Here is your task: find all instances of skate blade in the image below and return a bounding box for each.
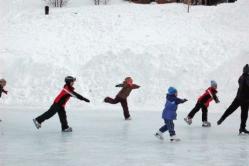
[238,132,249,136]
[170,138,181,142]
[154,134,164,140]
[184,118,191,125]
[33,119,40,129]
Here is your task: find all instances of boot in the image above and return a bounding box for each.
[62,127,73,132]
[239,128,249,135]
[184,117,192,125]
[33,119,41,129]
[154,131,164,140]
[202,121,211,127]
[170,135,180,142]
[217,118,224,125]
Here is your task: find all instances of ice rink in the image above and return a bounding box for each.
[0,108,248,166]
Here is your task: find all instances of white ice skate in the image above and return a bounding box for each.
[184,117,192,125]
[62,127,73,132]
[170,135,180,142]
[125,117,132,120]
[154,132,164,140]
[202,121,211,127]
[33,119,41,129]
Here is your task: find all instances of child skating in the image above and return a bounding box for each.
[154,87,187,142]
[104,77,140,120]
[184,80,220,127]
[33,76,90,132]
[0,79,8,122]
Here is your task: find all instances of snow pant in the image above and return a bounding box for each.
[159,119,175,136]
[188,102,208,122]
[104,96,130,119]
[218,98,249,130]
[36,103,69,130]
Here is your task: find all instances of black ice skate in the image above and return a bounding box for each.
[239,128,249,135]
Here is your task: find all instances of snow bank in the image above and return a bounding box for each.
[0,0,249,110]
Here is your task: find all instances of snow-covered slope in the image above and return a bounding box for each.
[0,0,249,110]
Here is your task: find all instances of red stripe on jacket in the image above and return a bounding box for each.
[54,85,75,107]
[198,87,217,108]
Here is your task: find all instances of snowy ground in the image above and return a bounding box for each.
[1,0,249,110]
[1,108,249,166]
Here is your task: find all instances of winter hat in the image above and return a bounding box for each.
[168,87,177,95]
[0,79,6,86]
[65,76,76,85]
[243,64,249,74]
[124,77,133,85]
[211,80,217,89]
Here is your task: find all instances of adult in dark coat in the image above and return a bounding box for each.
[217,64,249,134]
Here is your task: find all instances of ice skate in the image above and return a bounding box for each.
[184,117,192,125]
[154,132,164,140]
[239,128,249,135]
[33,119,41,129]
[202,121,211,127]
[217,119,223,125]
[62,127,73,132]
[170,135,180,142]
[125,117,132,120]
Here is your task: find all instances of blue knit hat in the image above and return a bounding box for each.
[168,87,177,95]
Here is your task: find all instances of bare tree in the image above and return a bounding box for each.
[43,0,70,7]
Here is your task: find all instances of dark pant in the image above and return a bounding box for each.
[188,102,208,122]
[159,119,175,136]
[104,96,130,119]
[36,103,69,130]
[218,98,249,130]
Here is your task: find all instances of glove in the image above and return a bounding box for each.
[3,90,8,95]
[84,98,90,103]
[216,99,220,103]
[183,99,188,102]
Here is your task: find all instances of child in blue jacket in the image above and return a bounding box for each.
[155,87,187,141]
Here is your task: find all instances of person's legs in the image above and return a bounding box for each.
[120,99,130,119]
[188,102,202,119]
[217,98,240,125]
[201,105,208,122]
[36,104,59,124]
[58,107,69,130]
[165,120,175,136]
[104,97,120,104]
[240,103,249,131]
[159,120,168,133]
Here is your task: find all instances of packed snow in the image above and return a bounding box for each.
[1,0,249,110]
[1,0,249,166]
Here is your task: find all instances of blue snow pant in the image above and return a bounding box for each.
[159,119,176,136]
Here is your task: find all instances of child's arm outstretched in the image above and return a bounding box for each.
[71,91,90,102]
[115,84,124,87]
[175,98,188,105]
[132,84,140,89]
[213,94,220,103]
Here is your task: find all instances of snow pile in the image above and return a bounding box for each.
[0,0,249,110]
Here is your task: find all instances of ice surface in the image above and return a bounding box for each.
[0,108,249,166]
